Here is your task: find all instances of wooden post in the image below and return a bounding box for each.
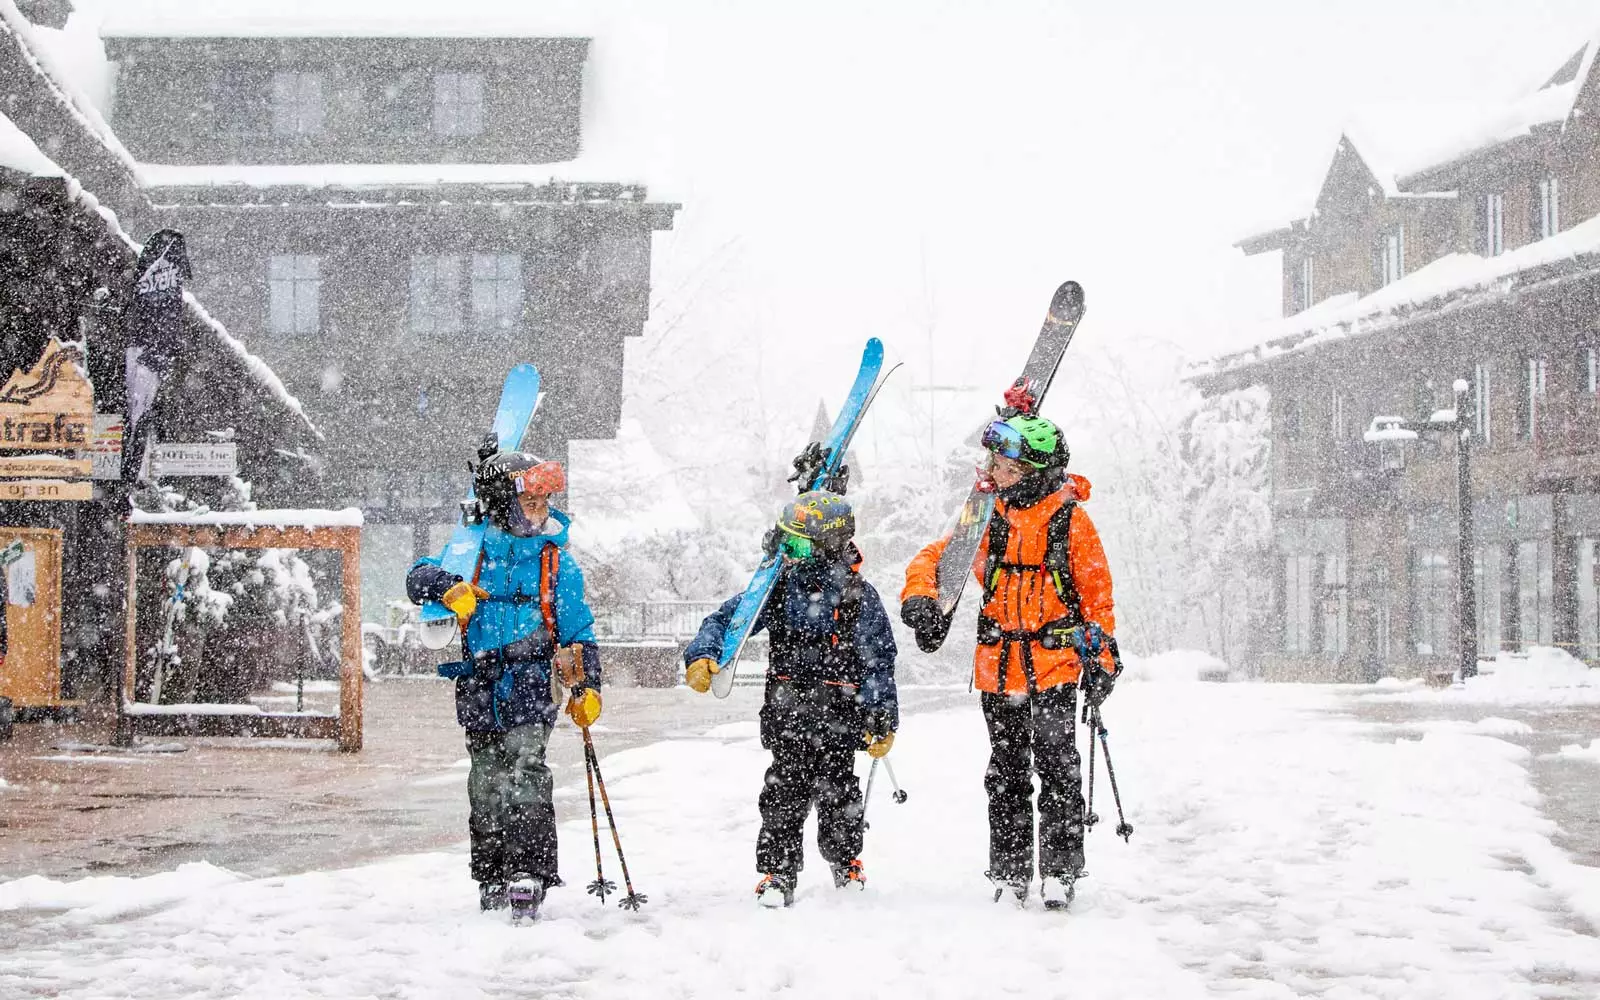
[338,527,363,752]
[114,527,139,747]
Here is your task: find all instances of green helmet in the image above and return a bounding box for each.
[981,414,1067,469]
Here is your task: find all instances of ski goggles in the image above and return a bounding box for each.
[513,461,566,498]
[980,420,1028,460]
[777,527,817,561]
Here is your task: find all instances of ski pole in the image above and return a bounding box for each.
[862,757,879,830]
[582,740,616,904]
[1082,694,1100,830]
[882,759,908,804]
[1091,706,1133,842]
[583,726,648,910]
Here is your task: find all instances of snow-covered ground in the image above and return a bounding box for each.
[1369,646,1600,707]
[4,679,1600,999]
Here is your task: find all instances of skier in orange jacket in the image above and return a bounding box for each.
[900,413,1116,910]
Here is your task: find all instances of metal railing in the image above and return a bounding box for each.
[591,601,725,641]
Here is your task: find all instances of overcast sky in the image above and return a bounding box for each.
[598,0,1600,456]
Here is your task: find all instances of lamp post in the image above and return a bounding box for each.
[1362,377,1478,681]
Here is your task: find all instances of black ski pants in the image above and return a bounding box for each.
[465,723,557,887]
[981,684,1086,882]
[756,680,865,877]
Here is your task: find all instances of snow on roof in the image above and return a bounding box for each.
[100,0,605,38]
[1198,211,1600,380]
[1396,77,1581,184]
[0,0,141,182]
[0,110,62,176]
[140,162,649,192]
[130,508,365,527]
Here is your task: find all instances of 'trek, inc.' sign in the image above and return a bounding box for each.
[0,340,93,452]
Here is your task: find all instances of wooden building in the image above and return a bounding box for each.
[98,15,681,614]
[0,2,319,711]
[1194,34,1600,682]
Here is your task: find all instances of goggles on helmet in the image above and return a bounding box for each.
[980,420,1027,460]
[777,527,816,561]
[513,460,566,498]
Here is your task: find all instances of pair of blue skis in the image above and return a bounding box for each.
[418,364,543,651]
[710,339,895,697]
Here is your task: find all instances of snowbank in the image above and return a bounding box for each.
[1119,648,1233,683]
[1552,739,1600,764]
[1367,646,1600,707]
[129,508,363,528]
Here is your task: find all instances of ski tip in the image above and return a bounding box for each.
[1050,281,1084,318]
[863,338,885,363]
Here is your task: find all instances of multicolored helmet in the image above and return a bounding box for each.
[475,451,564,535]
[981,414,1067,469]
[775,490,855,560]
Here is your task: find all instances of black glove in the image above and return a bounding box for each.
[1081,664,1115,709]
[900,595,952,653]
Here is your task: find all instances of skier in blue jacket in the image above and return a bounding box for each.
[406,451,600,918]
[684,490,899,907]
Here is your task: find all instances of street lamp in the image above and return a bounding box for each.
[1363,378,1477,680]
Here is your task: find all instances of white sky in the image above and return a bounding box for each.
[621,0,1600,442]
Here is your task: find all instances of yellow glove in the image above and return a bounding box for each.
[567,689,602,728]
[864,731,895,759]
[441,581,490,622]
[685,657,720,694]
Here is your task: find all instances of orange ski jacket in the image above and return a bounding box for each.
[902,473,1115,695]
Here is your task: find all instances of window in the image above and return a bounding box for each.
[433,72,485,137]
[1320,552,1348,655]
[272,72,325,137]
[1577,539,1600,660]
[471,253,523,331]
[1281,398,1302,440]
[1380,227,1405,286]
[1330,389,1345,441]
[268,255,321,336]
[409,255,464,336]
[1483,192,1505,256]
[1283,555,1316,654]
[1515,538,1554,647]
[1474,362,1492,444]
[1587,345,1598,395]
[1411,547,1453,656]
[1537,175,1561,239]
[1296,256,1315,311]
[1521,356,1547,441]
[1476,544,1508,657]
[214,69,270,134]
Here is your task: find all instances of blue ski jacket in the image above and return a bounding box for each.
[407,509,599,731]
[686,554,899,737]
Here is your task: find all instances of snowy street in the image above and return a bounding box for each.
[5,672,1600,999]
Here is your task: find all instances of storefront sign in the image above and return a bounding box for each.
[0,340,93,451]
[0,457,92,478]
[0,480,93,502]
[151,442,237,478]
[88,414,124,481]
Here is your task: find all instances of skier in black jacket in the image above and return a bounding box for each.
[683,490,899,907]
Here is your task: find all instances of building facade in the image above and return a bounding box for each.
[100,25,680,614]
[1195,37,1600,681]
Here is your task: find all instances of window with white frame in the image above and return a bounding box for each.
[1521,355,1547,441]
[1483,192,1505,256]
[1538,175,1561,239]
[1380,227,1405,286]
[1298,256,1315,311]
[268,254,321,336]
[1476,544,1507,657]
[1411,547,1453,656]
[1474,361,1492,444]
[471,253,523,331]
[409,254,464,336]
[1516,538,1555,647]
[433,72,485,137]
[1330,389,1345,441]
[1587,345,1598,395]
[271,72,324,137]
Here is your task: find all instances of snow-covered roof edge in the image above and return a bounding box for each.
[1197,211,1600,382]
[130,508,364,527]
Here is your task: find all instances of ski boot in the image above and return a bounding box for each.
[478,881,508,912]
[508,876,545,922]
[986,870,1029,906]
[755,872,796,908]
[830,858,866,891]
[1040,872,1078,911]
